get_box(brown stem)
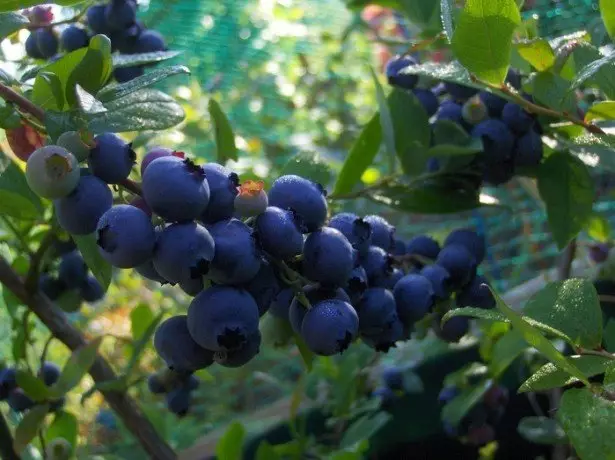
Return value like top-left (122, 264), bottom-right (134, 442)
top-left (119, 179), bottom-right (143, 196)
top-left (0, 410), bottom-right (20, 460)
top-left (0, 83), bottom-right (45, 122)
top-left (0, 256), bottom-right (176, 460)
top-left (25, 230), bottom-right (55, 292)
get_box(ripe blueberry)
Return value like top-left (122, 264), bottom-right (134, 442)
top-left (147, 374), bottom-right (166, 394)
top-left (406, 235), bottom-right (441, 266)
top-left (179, 277), bottom-right (204, 297)
top-left (234, 180), bottom-right (268, 217)
top-left (345, 265), bottom-right (368, 303)
top-left (269, 287), bottom-right (295, 321)
top-left (435, 100), bottom-right (464, 125)
top-left (26, 28), bottom-right (58, 59)
top-left (376, 267), bottom-right (404, 290)
top-left (104, 0), bottom-right (137, 31)
top-left (88, 133), bottom-right (136, 184)
top-left (26, 146), bottom-right (80, 199)
top-left (385, 55), bottom-right (419, 89)
top-left (590, 243), bottom-right (610, 264)
top-left (413, 88), bottom-right (439, 117)
top-left (39, 274), bottom-right (66, 301)
top-left (479, 91), bottom-right (507, 118)
top-left (58, 250), bottom-right (88, 289)
top-left (201, 163), bottom-right (240, 224)
top-left (300, 299), bottom-right (359, 356)
top-left (8, 389), bottom-right (34, 412)
top-left (363, 215), bottom-right (395, 251)
top-left (444, 228), bottom-right (486, 264)
top-left (166, 387), bottom-right (191, 417)
top-left (502, 103), bottom-right (534, 135)
top-left (393, 274), bottom-right (434, 325)
top-left (444, 82), bottom-right (478, 101)
top-left (328, 212), bottom-right (372, 257)
top-left (514, 129), bottom-right (543, 169)
top-left (80, 275), bottom-right (105, 303)
top-left (420, 264), bottom-right (451, 300)
top-left (214, 330), bottom-right (261, 368)
top-left (187, 286), bottom-right (260, 352)
top-left (40, 361), bottom-right (61, 387)
top-left (303, 227), bottom-right (355, 287)
top-left (255, 207), bottom-right (304, 260)
top-left (392, 238), bottom-right (406, 256)
top-left (136, 259), bottom-right (168, 284)
top-left (268, 175), bottom-right (327, 232)
top-left (154, 315), bottom-right (215, 372)
top-left (361, 245), bottom-right (394, 286)
top-left (289, 285), bottom-right (351, 334)
top-left (60, 25), bottom-right (89, 52)
top-left (96, 205), bottom-right (156, 268)
top-left (356, 287), bottom-right (400, 337)
top-left (0, 368), bottom-right (17, 401)
top-left (433, 314), bottom-right (469, 343)
top-left (435, 244), bottom-right (476, 289)
top-left (362, 318), bottom-right (404, 352)
top-left (133, 30), bottom-right (166, 53)
top-left (472, 119), bottom-right (515, 162)
top-left (141, 146), bottom-right (174, 175)
top-left (241, 260), bottom-right (280, 316)
top-left (382, 366), bottom-right (404, 391)
top-left (86, 5), bottom-right (109, 34)
top-left (456, 275), bottom-right (495, 309)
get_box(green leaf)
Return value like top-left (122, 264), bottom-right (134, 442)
top-left (293, 333), bottom-right (314, 372)
top-left (255, 442), bottom-right (281, 460)
top-left (49, 337), bottom-right (102, 398)
top-left (73, 234), bottom-right (112, 291)
top-left (280, 152), bottom-right (333, 186)
top-left (44, 110), bottom-right (80, 142)
top-left (0, 157), bottom-right (43, 220)
top-left (517, 417), bottom-right (567, 445)
top-left (601, 0), bottom-right (615, 39)
top-left (16, 370), bottom-right (51, 402)
top-left (87, 89), bottom-right (185, 133)
top-left (515, 39), bottom-right (555, 71)
top-left (112, 51), bottom-right (182, 68)
top-left (604, 319), bottom-right (615, 353)
top-left (400, 61), bottom-right (489, 94)
top-left (442, 379), bottom-right (492, 426)
top-left (571, 43), bottom-right (615, 99)
top-left (97, 65), bottom-right (190, 103)
top-left (429, 138), bottom-right (483, 157)
top-left (562, 133), bottom-right (615, 173)
top-left (440, 0), bottom-right (455, 42)
top-left (371, 68), bottom-right (396, 173)
top-left (489, 286), bottom-right (590, 386)
top-left (75, 84), bottom-right (106, 115)
top-left (570, 51), bottom-right (615, 93)
top-left (442, 307), bottom-right (506, 323)
top-left (125, 312), bottom-right (164, 375)
top-left (208, 98), bottom-right (238, 163)
top-left (528, 72), bottom-right (577, 114)
top-left (451, 0), bottom-right (521, 84)
top-left (490, 330), bottom-right (527, 377)
top-left (45, 411), bottom-right (78, 449)
top-left (585, 101), bottom-right (615, 122)
top-left (215, 421), bottom-right (246, 460)
top-left (523, 279), bottom-right (603, 349)
top-left (0, 99), bottom-right (21, 129)
top-left (130, 304), bottom-right (155, 342)
top-left (519, 355), bottom-right (612, 393)
top-left (32, 71), bottom-right (65, 111)
top-left (339, 411), bottom-right (391, 449)
top-left (537, 153), bottom-right (594, 250)
top-left (587, 213), bottom-right (611, 242)
top-left (13, 404), bottom-right (50, 454)
top-left (558, 388), bottom-right (615, 460)
top-left (432, 120), bottom-right (471, 145)
top-left (605, 361), bottom-right (615, 385)
top-left (333, 113), bottom-right (382, 195)
top-left (0, 12), bottom-right (29, 41)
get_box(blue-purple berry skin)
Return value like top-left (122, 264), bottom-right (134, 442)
top-left (141, 147), bottom-right (173, 176)
top-left (58, 250), bottom-right (87, 289)
top-left (300, 299), bottom-right (359, 356)
top-left (39, 274), bottom-right (65, 300)
top-left (420, 264), bottom-right (452, 300)
top-left (362, 245), bottom-right (393, 286)
top-left (153, 222), bottom-right (215, 285)
top-left (104, 0), bottom-right (137, 31)
top-left (88, 133), bottom-right (136, 184)
top-left (40, 361), bottom-right (61, 387)
top-left (435, 101), bottom-right (464, 124)
top-left (147, 374), bottom-right (166, 394)
top-left (413, 88), bottom-right (439, 117)
top-left (255, 207), bottom-right (304, 260)
top-left (382, 366), bottom-right (404, 391)
top-left (444, 82), bottom-right (478, 101)
top-left (457, 275), bottom-right (495, 309)
top-left (372, 386), bottom-right (396, 409)
top-left (269, 287), bottom-right (295, 321)
top-left (179, 277), bottom-right (204, 297)
top-left (133, 30), bottom-right (166, 54)
top-left (433, 314), bottom-right (469, 343)
top-left (0, 369), bottom-right (16, 401)
top-left (444, 228), bottom-right (486, 265)
top-left (187, 286), bottom-right (260, 352)
top-left (268, 175), bottom-right (327, 233)
top-left (435, 244), bottom-right (477, 289)
top-left (385, 55), bottom-right (419, 89)
top-left (363, 215), bottom-right (395, 252)
top-left (142, 156), bottom-right (210, 222)
top-left (289, 285), bottom-right (350, 334)
top-left (345, 265), bottom-right (368, 302)
top-left (154, 315), bottom-right (214, 372)
top-left (201, 163), bottom-right (239, 224)
top-left (328, 212), bottom-right (373, 257)
top-left (393, 239), bottom-right (406, 256)
top-left (207, 219), bottom-right (262, 285)
top-left (86, 5), bottom-right (109, 34)
top-left (166, 387), bottom-right (191, 417)
top-left (393, 274), bottom-right (434, 325)
top-left (590, 243), bottom-right (610, 264)
top-left (241, 260), bottom-right (280, 316)
top-left (356, 288), bottom-right (399, 337)
top-left (136, 260), bottom-right (168, 284)
top-left (502, 103), bottom-right (534, 135)
top-left (80, 275), bottom-right (105, 303)
top-left (361, 318), bottom-right (404, 352)
top-left (26, 29), bottom-right (58, 59)
top-left (96, 205), bottom-right (156, 269)
top-left (479, 91), bottom-right (507, 118)
top-left (216, 331), bottom-right (261, 368)
top-left (61, 25), bottom-right (89, 52)
top-left (8, 389), bottom-right (34, 412)
top-left (406, 235), bottom-right (441, 266)
top-left (472, 119), bottom-right (515, 161)
top-left (514, 130), bottom-right (543, 169)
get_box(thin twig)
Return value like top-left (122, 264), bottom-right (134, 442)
top-left (119, 179), bottom-right (142, 196)
top-left (0, 83), bottom-right (45, 121)
top-left (577, 348), bottom-right (615, 360)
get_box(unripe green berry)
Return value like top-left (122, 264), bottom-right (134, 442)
top-left (26, 145), bottom-right (80, 199)
top-left (234, 180), bottom-right (268, 217)
top-left (462, 97), bottom-right (488, 125)
top-left (45, 437), bottom-right (72, 460)
top-left (57, 131), bottom-right (93, 162)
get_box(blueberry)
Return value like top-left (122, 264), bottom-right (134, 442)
top-left (514, 130), bottom-right (543, 168)
top-left (201, 163), bottom-right (240, 224)
top-left (39, 274), bottom-right (66, 301)
top-left (433, 314), bottom-right (469, 342)
top-left (472, 119), bottom-right (515, 161)
top-left (444, 228), bottom-right (486, 264)
top-left (57, 131), bottom-right (92, 162)
top-left (104, 0), bottom-right (137, 31)
top-left (289, 285), bottom-right (351, 334)
top-left (111, 21), bottom-right (142, 53)
top-left (40, 362), bottom-right (61, 386)
top-left (58, 250), bottom-right (88, 289)
top-left (208, 219), bottom-right (262, 284)
top-left (393, 274), bottom-right (434, 325)
top-left (363, 215), bottom-right (395, 251)
top-left (153, 222), bottom-right (215, 285)
top-left (255, 207), bottom-right (304, 260)
top-left (361, 318), bottom-right (404, 352)
top-left (361, 246), bottom-right (394, 286)
top-left (382, 366), bottom-right (404, 391)
top-left (179, 277), bottom-right (204, 297)
top-left (129, 196), bottom-right (152, 217)
top-left (303, 227), bottom-right (355, 287)
top-left (26, 28), bottom-right (58, 59)
top-left (95, 409), bottom-right (117, 429)
top-left (114, 66), bottom-right (144, 83)
top-left (268, 175), bottom-right (327, 232)
top-left (413, 88), bottom-right (439, 117)
top-left (60, 25), bottom-right (89, 52)
top-left (479, 91), bottom-right (507, 118)
top-left (214, 330), bottom-right (261, 368)
top-left (133, 29), bottom-right (166, 53)
top-left (502, 103), bottom-right (534, 134)
top-left (96, 205), bottom-right (156, 268)
top-left (456, 275), bottom-right (495, 309)
top-left (356, 288), bottom-right (399, 337)
top-left (166, 387), bottom-right (191, 417)
top-left (444, 82), bottom-right (478, 101)
top-left (300, 299), bottom-right (359, 356)
top-left (147, 374), bottom-right (166, 394)
top-left (142, 156), bottom-right (210, 222)
top-left (88, 133), bottom-right (136, 184)
top-left (136, 259), bottom-right (168, 284)
top-left (506, 69), bottom-right (522, 89)
top-left (86, 5), bottom-right (109, 34)
top-left (185, 374), bottom-right (200, 391)
top-left (344, 265), bottom-right (368, 303)
top-left (26, 146), bottom-right (80, 199)
top-left (406, 235), bottom-right (441, 266)
top-left (141, 147), bottom-right (173, 175)
top-left (328, 213), bottom-right (372, 257)
top-left (241, 260), bottom-right (280, 316)
top-left (435, 100), bottom-right (464, 124)
top-left (376, 267), bottom-right (404, 290)
top-left (8, 389), bottom-right (34, 412)
top-left (435, 244), bottom-right (476, 289)
top-left (234, 180), bottom-right (269, 217)
top-left (80, 275), bottom-right (105, 303)
top-left (461, 98), bottom-right (488, 125)
top-left (385, 55), bottom-right (419, 89)
top-left (590, 243), bottom-right (610, 264)
top-left (0, 368), bottom-right (16, 401)
top-left (426, 157), bottom-right (440, 172)
top-left (154, 315), bottom-right (215, 372)
top-left (392, 239), bottom-right (406, 256)
top-left (187, 286), bottom-right (260, 352)
top-left (269, 287), bottom-right (295, 321)
top-left (420, 264), bottom-right (452, 300)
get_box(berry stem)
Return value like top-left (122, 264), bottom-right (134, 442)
top-left (0, 255), bottom-right (178, 460)
top-left (0, 410), bottom-right (19, 460)
top-left (119, 178), bottom-right (143, 196)
top-left (0, 82), bottom-right (45, 122)
top-left (576, 348), bottom-right (615, 360)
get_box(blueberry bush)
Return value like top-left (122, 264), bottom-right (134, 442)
top-left (1, 0), bottom-right (615, 459)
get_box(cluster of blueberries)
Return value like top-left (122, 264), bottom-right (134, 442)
top-left (0, 362), bottom-right (65, 413)
top-left (438, 384), bottom-right (509, 447)
top-left (385, 55), bottom-right (544, 186)
top-left (147, 369), bottom-right (200, 417)
top-left (39, 246), bottom-right (106, 313)
top-left (24, 1), bottom-right (166, 82)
